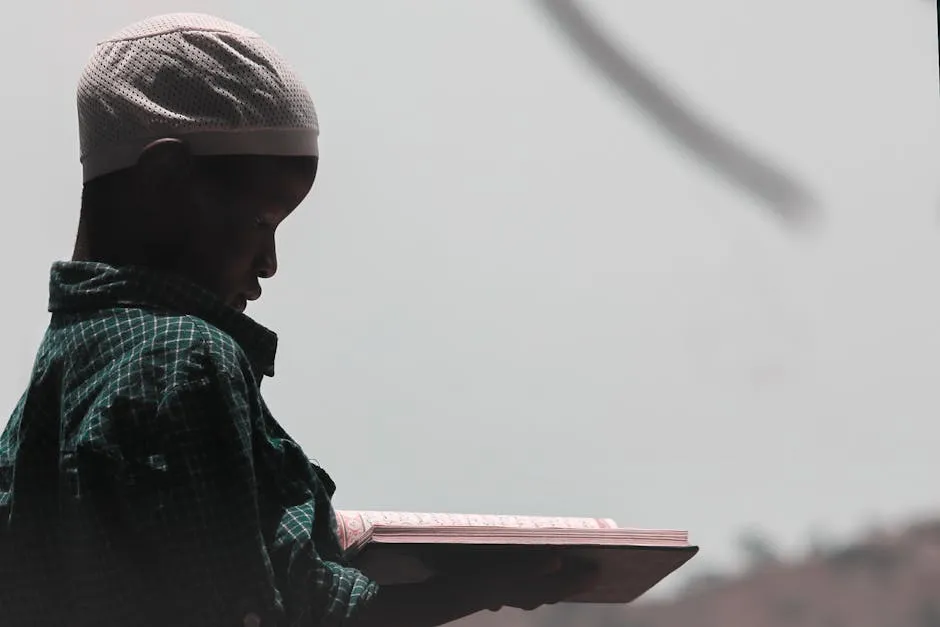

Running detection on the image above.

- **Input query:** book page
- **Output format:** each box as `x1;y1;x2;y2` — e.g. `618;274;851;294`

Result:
335;510;618;551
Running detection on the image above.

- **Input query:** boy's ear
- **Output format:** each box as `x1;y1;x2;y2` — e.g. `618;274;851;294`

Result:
135;138;193;189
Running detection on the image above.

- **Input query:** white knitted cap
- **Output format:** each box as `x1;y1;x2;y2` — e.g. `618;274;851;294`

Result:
77;13;319;182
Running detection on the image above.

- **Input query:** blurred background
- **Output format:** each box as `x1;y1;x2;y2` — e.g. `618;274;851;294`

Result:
1;1;938;625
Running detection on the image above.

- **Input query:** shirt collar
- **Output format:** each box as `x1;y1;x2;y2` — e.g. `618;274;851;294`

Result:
47;261;278;379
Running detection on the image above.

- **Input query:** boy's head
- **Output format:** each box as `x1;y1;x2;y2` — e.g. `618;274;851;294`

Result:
74;13;319;312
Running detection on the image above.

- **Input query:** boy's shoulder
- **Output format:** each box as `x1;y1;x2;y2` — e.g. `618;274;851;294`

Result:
83;308;254;389
145;310;253;378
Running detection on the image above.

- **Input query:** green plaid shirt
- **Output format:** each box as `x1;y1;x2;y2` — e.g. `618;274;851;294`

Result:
0;262;378;627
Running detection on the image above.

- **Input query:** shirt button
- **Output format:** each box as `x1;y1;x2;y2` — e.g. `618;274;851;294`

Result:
243;612;261;627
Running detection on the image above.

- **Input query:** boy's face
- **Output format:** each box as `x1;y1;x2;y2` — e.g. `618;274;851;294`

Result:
172;155;318;312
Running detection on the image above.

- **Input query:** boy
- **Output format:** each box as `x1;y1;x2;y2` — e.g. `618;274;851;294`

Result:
0;13;594;627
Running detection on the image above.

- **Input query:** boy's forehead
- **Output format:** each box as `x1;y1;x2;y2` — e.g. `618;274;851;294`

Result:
195;154;318;213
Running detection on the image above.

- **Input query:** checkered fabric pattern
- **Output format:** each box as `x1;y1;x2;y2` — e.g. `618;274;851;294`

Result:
0;261;378;627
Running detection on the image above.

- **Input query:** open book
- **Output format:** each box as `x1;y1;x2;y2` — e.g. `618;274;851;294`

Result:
336;510;698;604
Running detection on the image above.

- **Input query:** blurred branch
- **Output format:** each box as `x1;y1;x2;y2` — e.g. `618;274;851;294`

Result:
737;528;780;568
533;0;818;229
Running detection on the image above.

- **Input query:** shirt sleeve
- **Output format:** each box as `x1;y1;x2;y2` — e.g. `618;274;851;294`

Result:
114;347;378;627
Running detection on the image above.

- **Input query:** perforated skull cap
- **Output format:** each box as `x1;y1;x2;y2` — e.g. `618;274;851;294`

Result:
77;13;319;182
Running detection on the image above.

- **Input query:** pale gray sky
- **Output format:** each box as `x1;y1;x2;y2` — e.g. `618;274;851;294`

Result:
1;0;937;594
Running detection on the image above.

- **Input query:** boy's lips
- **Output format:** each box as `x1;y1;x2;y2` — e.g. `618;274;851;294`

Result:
234;287;261;313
